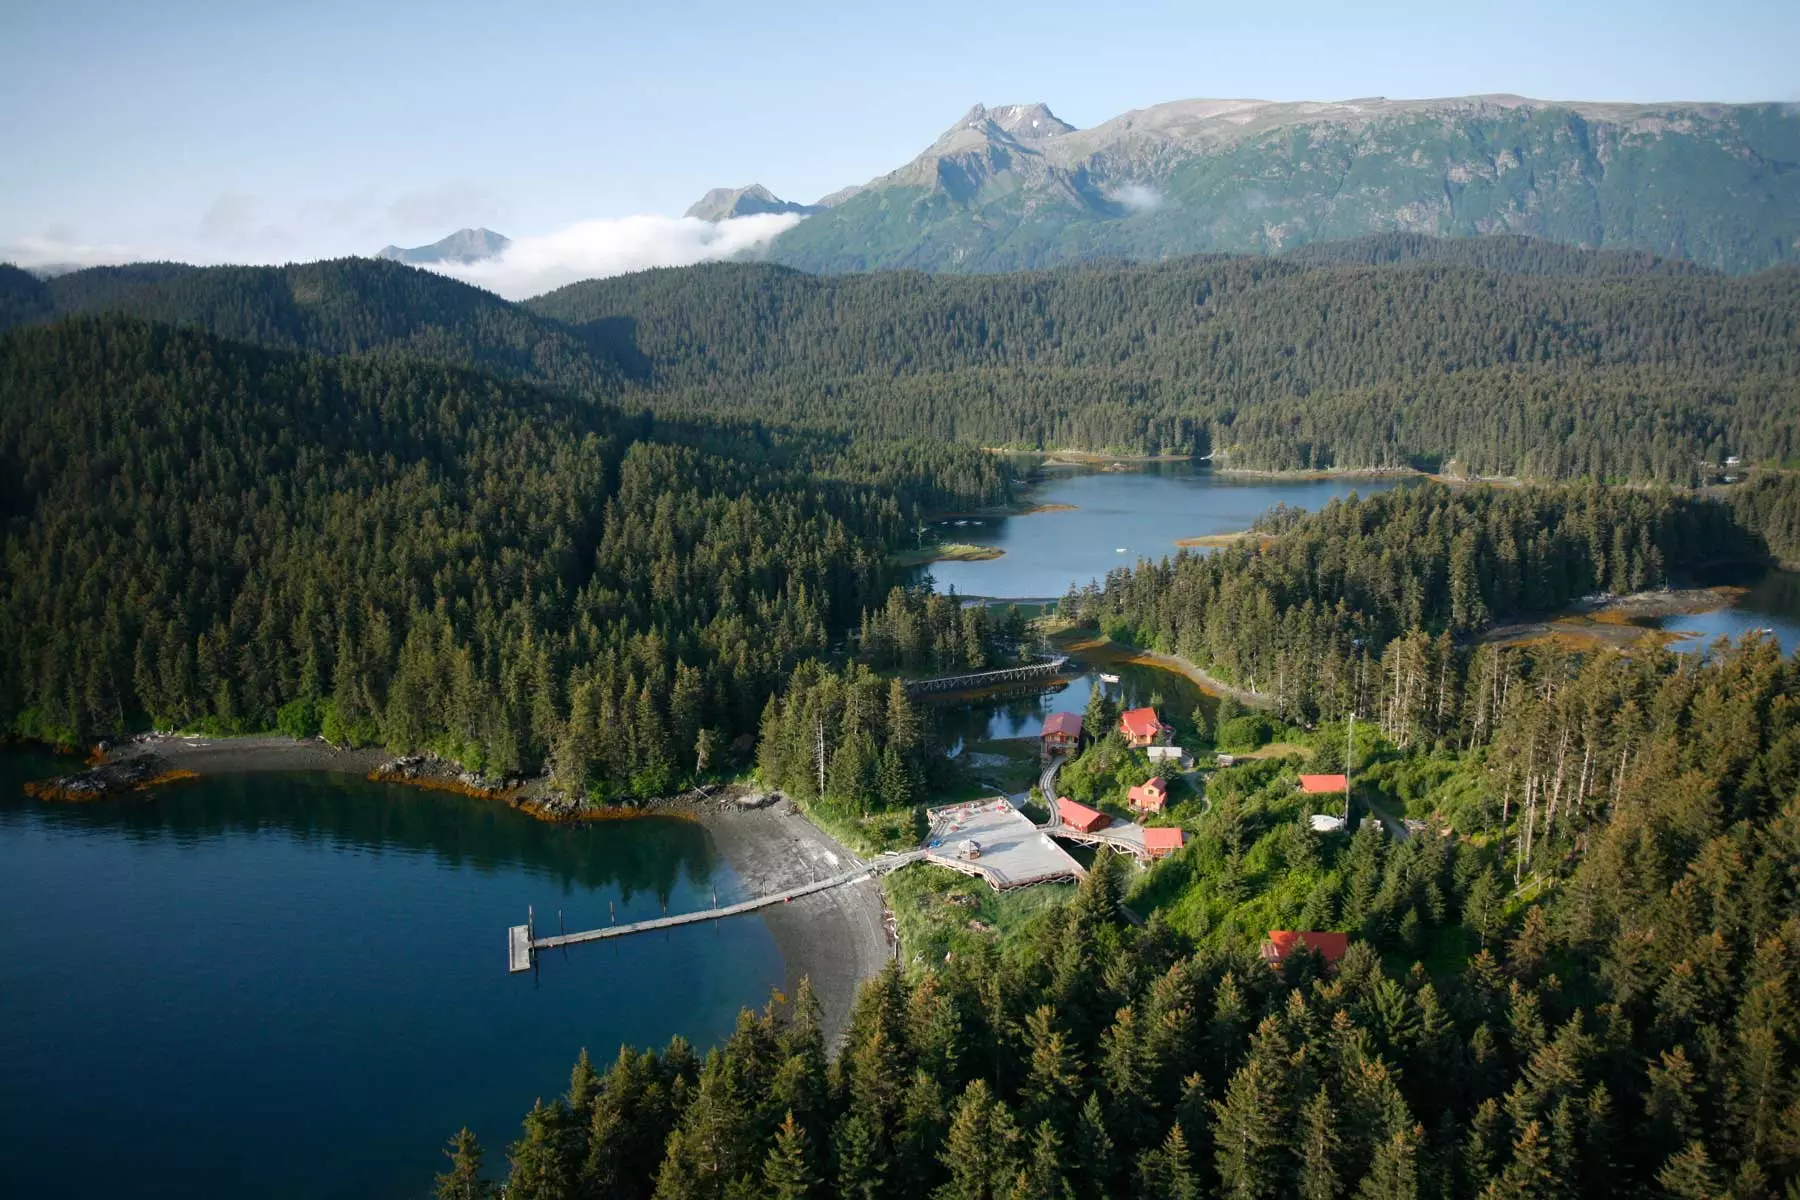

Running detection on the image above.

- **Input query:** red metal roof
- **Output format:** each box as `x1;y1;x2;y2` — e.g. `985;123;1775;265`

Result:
1143;826;1184;853
1262;930;1349;967
1120;707;1163;737
1056;796;1108;832
1041;711;1083;738
1298;774;1349;794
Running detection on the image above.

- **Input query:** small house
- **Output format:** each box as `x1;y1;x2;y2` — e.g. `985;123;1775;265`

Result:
1215;753;1238;767
1261;930;1349;972
1128;776;1169;814
1040;711;1084;757
1308;813;1347;834
1056;796;1109;834
1143;826;1185;859
1120;706;1167;748
1298;774;1348;796
1147;745;1188;768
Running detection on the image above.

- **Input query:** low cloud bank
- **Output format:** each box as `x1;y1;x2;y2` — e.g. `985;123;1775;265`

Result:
432;211;805;299
2;233;137;273
1106;183;1166;214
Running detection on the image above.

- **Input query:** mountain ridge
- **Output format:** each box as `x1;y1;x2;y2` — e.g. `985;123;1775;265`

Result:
763;93;1800;274
376;227;511;265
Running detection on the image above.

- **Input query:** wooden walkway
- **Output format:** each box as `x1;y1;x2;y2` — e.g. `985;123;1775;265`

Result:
508;851;922;972
904;657;1069;696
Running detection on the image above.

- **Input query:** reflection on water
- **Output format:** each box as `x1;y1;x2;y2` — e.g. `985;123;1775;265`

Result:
925;462;1407;599
0;760;781;1200
935;657;1212;753
1655;567;1800;656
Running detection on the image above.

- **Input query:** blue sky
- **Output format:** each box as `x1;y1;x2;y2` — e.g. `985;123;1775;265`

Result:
3;0;1795;272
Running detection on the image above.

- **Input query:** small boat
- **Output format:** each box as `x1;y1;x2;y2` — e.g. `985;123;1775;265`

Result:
1098;673;1121;684
954;519;969;526
1115;547;1127;553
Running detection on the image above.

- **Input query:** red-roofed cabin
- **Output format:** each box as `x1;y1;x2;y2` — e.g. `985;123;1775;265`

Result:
1128;776;1169;814
1143;826;1185;859
1056;796;1109;834
1119;706;1167;748
1298;774;1349;795
1040;711;1084;755
1261;930;1349;972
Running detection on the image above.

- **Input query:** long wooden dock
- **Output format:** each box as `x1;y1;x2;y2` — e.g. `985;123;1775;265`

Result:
904;656;1069;697
507;851;922;973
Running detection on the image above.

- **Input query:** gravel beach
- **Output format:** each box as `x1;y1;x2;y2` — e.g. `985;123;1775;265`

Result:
673;796;893;1047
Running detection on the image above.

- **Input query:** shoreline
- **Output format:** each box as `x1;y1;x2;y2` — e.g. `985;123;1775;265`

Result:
1480;585;1743;651
1053;631;1275;709
22;734;890;1044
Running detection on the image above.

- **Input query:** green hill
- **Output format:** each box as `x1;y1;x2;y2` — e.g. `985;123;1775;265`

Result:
5;257;626;395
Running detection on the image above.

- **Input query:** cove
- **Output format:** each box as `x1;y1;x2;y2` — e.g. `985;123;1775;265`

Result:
926;462;1409;599
0;754;783;1199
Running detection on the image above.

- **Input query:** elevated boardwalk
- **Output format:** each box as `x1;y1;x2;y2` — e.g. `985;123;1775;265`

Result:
904;656;1069;697
508;851;921;973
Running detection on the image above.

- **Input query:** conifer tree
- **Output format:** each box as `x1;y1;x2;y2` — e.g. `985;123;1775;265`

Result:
762;1112;818;1200
434;1129;495;1200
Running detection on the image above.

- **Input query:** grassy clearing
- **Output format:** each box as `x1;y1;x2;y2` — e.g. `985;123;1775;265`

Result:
890;542;1005;568
789;795;923;857
886;863;1074;970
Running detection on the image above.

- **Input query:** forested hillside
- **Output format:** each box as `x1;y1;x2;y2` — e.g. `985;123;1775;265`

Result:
533;253;1800;480
1061;483;1765;719
0;257;626;395
0;316;1008;795
11;239;1797;483
462;635;1800;1199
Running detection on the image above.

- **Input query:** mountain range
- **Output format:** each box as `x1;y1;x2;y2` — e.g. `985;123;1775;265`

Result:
682;94;1800;274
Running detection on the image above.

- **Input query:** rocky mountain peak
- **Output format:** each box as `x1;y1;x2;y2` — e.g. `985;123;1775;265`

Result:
375;228;511;266
684;184;819;222
943;102;1075;146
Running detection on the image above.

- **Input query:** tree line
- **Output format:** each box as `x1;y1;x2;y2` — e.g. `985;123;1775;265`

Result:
8;240;1797;484
1060;482;1766;724
454;637;1800;1198
0;316;1008;799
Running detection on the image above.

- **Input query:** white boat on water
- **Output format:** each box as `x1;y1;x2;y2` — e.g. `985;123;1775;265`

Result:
1115;547;1127;553
1098;673;1121;684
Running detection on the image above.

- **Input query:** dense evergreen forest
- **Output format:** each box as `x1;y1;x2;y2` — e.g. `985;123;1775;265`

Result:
1060;483;1767;721
530;251;1800;480
460;634;1800;1199
8;236;1798;482
0;316;1007;795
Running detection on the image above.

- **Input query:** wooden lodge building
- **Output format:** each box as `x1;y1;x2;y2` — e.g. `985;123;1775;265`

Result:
1128;776;1169;814
1143;826;1185;859
1040;711;1083;758
1120;706;1168;748
1056;796;1109;834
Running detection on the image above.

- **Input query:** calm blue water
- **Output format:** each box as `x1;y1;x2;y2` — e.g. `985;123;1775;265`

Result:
925;463;1406;599
0;758;782;1199
1654;566;1800;656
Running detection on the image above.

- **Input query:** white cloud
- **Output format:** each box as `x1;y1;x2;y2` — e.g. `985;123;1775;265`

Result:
1106;182;1166;214
1;231;136;271
430;211;807;299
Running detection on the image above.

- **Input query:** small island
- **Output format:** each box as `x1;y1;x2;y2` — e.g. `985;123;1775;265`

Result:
1174;530;1275;548
891;542;1006;568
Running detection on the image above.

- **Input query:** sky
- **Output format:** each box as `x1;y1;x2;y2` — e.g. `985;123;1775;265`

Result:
3;0;1795;291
